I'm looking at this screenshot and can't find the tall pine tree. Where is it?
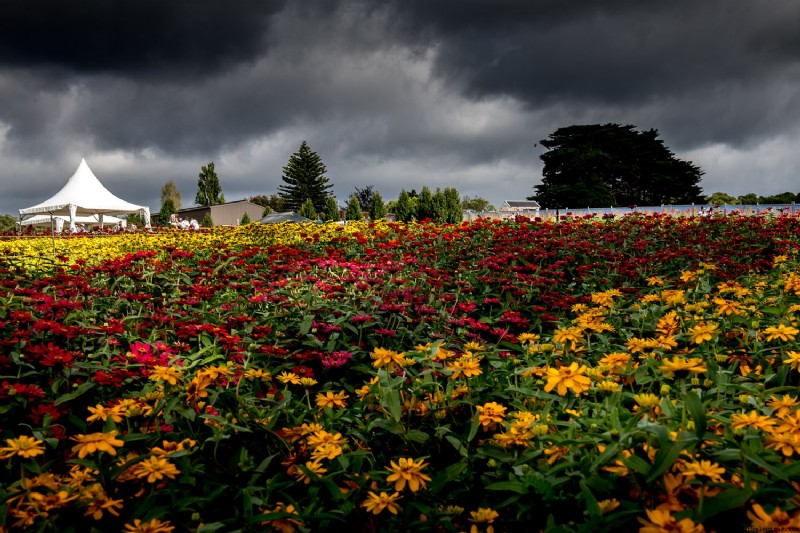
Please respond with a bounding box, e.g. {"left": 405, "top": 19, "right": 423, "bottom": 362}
{"left": 195, "top": 162, "right": 225, "bottom": 206}
{"left": 278, "top": 141, "right": 334, "bottom": 212}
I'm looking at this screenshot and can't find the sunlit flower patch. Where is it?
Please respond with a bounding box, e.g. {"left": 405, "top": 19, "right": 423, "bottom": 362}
{"left": 1, "top": 213, "right": 800, "bottom": 531}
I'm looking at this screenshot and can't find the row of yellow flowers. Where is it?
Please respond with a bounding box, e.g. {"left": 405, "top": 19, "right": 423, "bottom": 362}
{"left": 0, "top": 220, "right": 400, "bottom": 271}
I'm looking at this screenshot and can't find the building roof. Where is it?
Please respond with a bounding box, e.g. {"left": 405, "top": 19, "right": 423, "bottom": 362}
{"left": 504, "top": 200, "right": 541, "bottom": 209}
{"left": 175, "top": 199, "right": 260, "bottom": 213}
{"left": 259, "top": 211, "right": 313, "bottom": 224}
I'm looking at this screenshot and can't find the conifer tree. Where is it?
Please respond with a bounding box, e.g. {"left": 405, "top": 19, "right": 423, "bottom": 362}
{"left": 345, "top": 194, "right": 363, "bottom": 221}
{"left": 298, "top": 198, "right": 318, "bottom": 220}
{"left": 195, "top": 162, "right": 224, "bottom": 206}
{"left": 158, "top": 197, "right": 177, "bottom": 226}
{"left": 322, "top": 196, "right": 340, "bottom": 222}
{"left": 416, "top": 186, "right": 436, "bottom": 221}
{"left": 394, "top": 190, "right": 415, "bottom": 222}
{"left": 440, "top": 187, "right": 462, "bottom": 223}
{"left": 369, "top": 192, "right": 387, "bottom": 220}
{"left": 278, "top": 141, "right": 334, "bottom": 212}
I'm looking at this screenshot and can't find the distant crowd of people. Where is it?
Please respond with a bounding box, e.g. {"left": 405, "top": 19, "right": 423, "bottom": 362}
{"left": 169, "top": 214, "right": 199, "bottom": 230}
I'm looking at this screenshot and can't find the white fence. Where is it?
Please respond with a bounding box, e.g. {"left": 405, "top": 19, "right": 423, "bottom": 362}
{"left": 464, "top": 203, "right": 798, "bottom": 221}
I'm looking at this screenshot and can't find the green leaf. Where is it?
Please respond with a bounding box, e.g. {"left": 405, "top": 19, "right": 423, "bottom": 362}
{"left": 405, "top": 429, "right": 429, "bottom": 444}
{"left": 698, "top": 488, "right": 752, "bottom": 520}
{"left": 55, "top": 381, "right": 96, "bottom": 405}
{"left": 466, "top": 411, "right": 481, "bottom": 442}
{"left": 646, "top": 442, "right": 684, "bottom": 483}
{"left": 580, "top": 480, "right": 601, "bottom": 518}
{"left": 742, "top": 449, "right": 789, "bottom": 482}
{"left": 299, "top": 314, "right": 314, "bottom": 336}
{"left": 429, "top": 460, "right": 468, "bottom": 493}
{"left": 445, "top": 435, "right": 468, "bottom": 457}
{"left": 486, "top": 480, "right": 528, "bottom": 494}
{"left": 684, "top": 391, "right": 706, "bottom": 440}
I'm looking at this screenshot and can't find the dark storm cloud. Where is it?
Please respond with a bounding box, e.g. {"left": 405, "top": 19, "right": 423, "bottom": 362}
{"left": 386, "top": 0, "right": 800, "bottom": 147}
{"left": 0, "top": 0, "right": 284, "bottom": 77}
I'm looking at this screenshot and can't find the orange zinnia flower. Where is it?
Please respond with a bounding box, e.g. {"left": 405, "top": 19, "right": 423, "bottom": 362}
{"left": 543, "top": 362, "right": 591, "bottom": 396}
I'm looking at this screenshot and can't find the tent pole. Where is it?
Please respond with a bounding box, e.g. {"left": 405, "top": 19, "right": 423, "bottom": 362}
{"left": 50, "top": 212, "right": 56, "bottom": 255}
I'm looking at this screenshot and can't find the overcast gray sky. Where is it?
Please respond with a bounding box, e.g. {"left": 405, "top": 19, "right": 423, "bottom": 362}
{"left": 2, "top": 0, "right": 799, "bottom": 215}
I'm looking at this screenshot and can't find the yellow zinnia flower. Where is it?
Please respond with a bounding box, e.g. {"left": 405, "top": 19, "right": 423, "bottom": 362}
{"left": 747, "top": 503, "right": 800, "bottom": 528}
{"left": 315, "top": 390, "right": 349, "bottom": 409}
{"left": 292, "top": 460, "right": 327, "bottom": 484}
{"left": 122, "top": 518, "right": 175, "bottom": 533}
{"left": 638, "top": 508, "right": 704, "bottom": 533}
{"left": 730, "top": 411, "right": 777, "bottom": 432}
{"left": 658, "top": 356, "right": 707, "bottom": 379}
{"left": 130, "top": 456, "right": 181, "bottom": 483}
{"left": 764, "top": 324, "right": 799, "bottom": 342}
{"left": 476, "top": 402, "right": 507, "bottom": 428}
{"left": 687, "top": 322, "right": 719, "bottom": 344}
{"left": 681, "top": 459, "right": 725, "bottom": 484}
{"left": 469, "top": 507, "right": 500, "bottom": 532}
{"left": 361, "top": 491, "right": 402, "bottom": 515}
{"left": 71, "top": 431, "right": 125, "bottom": 459}
{"left": 385, "top": 457, "right": 432, "bottom": 492}
{"left": 783, "top": 351, "right": 800, "bottom": 371}
{"left": 148, "top": 365, "right": 184, "bottom": 385}
{"left": 0, "top": 435, "right": 46, "bottom": 460}
{"left": 543, "top": 362, "right": 592, "bottom": 396}
{"left": 86, "top": 403, "right": 124, "bottom": 424}
{"left": 371, "top": 347, "right": 407, "bottom": 369}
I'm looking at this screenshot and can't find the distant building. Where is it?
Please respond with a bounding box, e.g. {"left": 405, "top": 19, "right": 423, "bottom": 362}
{"left": 500, "top": 200, "right": 541, "bottom": 216}
{"left": 174, "top": 200, "right": 265, "bottom": 226}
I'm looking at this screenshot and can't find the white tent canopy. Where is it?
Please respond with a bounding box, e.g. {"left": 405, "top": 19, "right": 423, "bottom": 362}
{"left": 19, "top": 158, "right": 150, "bottom": 232}
{"left": 18, "top": 214, "right": 125, "bottom": 233}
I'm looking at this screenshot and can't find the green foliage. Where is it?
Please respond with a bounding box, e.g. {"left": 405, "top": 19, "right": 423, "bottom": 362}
{"left": 278, "top": 141, "right": 334, "bottom": 212}
{"left": 352, "top": 185, "right": 376, "bottom": 212}
{"left": 369, "top": 191, "right": 387, "bottom": 220}
{"left": 531, "top": 124, "right": 705, "bottom": 208}
{"left": 298, "top": 197, "right": 318, "bottom": 220}
{"left": 0, "top": 214, "right": 17, "bottom": 232}
{"left": 737, "top": 193, "right": 760, "bottom": 204}
{"left": 161, "top": 179, "right": 182, "bottom": 210}
{"left": 439, "top": 187, "right": 462, "bottom": 223}
{"left": 415, "top": 186, "right": 437, "bottom": 220}
{"left": 461, "top": 196, "right": 495, "bottom": 212}
{"left": 394, "top": 189, "right": 415, "bottom": 222}
{"left": 240, "top": 212, "right": 251, "bottom": 225}
{"left": 261, "top": 205, "right": 272, "bottom": 217}
{"left": 759, "top": 191, "right": 799, "bottom": 204}
{"left": 322, "top": 196, "right": 340, "bottom": 222}
{"left": 125, "top": 212, "right": 147, "bottom": 228}
{"left": 345, "top": 194, "right": 363, "bottom": 221}
{"left": 158, "top": 197, "right": 177, "bottom": 226}
{"left": 195, "top": 162, "right": 225, "bottom": 206}
{"left": 201, "top": 212, "right": 214, "bottom": 227}
{"left": 249, "top": 194, "right": 286, "bottom": 213}
{"left": 706, "top": 192, "right": 739, "bottom": 205}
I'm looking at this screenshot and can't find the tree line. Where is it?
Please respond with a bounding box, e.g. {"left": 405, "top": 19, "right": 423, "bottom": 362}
{"left": 153, "top": 140, "right": 493, "bottom": 227}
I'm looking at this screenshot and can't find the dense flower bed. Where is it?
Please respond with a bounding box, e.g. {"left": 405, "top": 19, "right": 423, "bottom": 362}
{"left": 2, "top": 214, "right": 800, "bottom": 532}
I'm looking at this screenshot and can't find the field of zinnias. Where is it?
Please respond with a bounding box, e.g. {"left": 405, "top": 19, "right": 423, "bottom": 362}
{"left": 2, "top": 215, "right": 800, "bottom": 532}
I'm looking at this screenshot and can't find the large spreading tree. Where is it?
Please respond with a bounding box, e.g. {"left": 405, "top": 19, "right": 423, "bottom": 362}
{"left": 278, "top": 141, "right": 334, "bottom": 212}
{"left": 195, "top": 162, "right": 225, "bottom": 206}
{"left": 530, "top": 124, "right": 704, "bottom": 208}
